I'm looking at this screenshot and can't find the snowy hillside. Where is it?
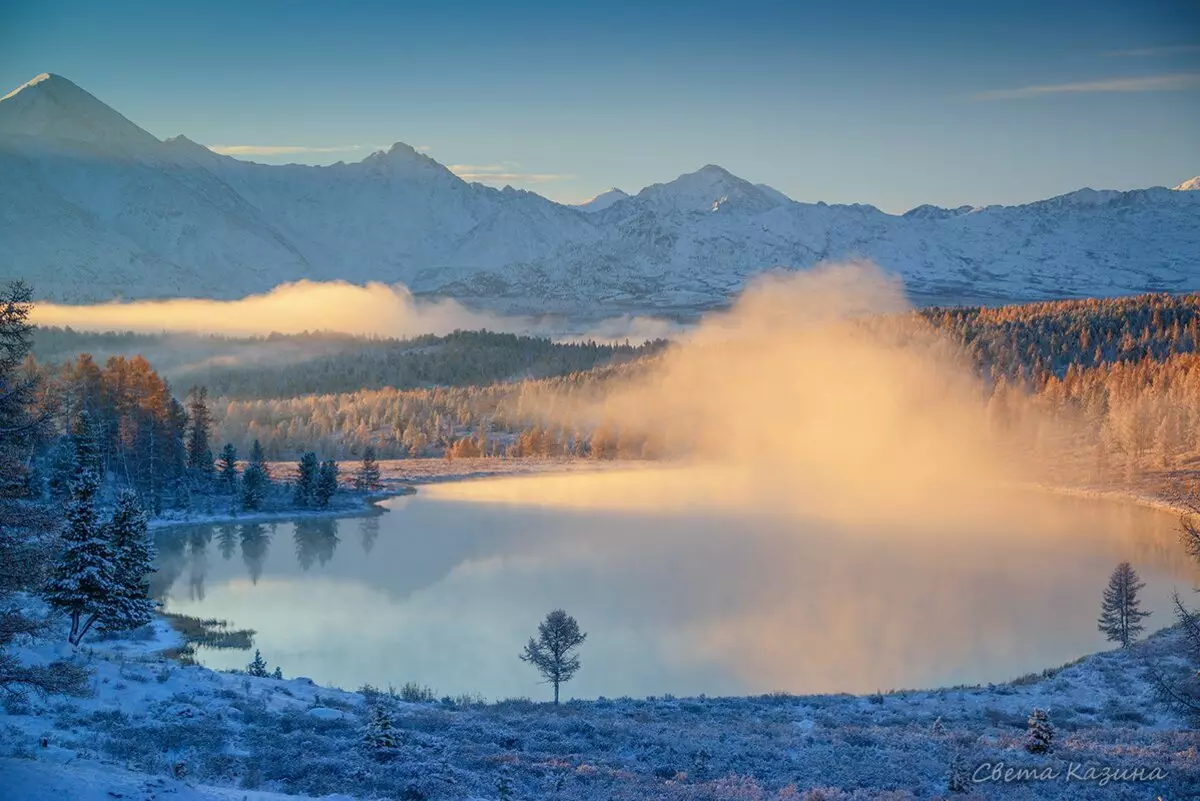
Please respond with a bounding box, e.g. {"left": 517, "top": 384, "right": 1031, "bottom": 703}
{"left": 2, "top": 73, "right": 1198, "bottom": 314}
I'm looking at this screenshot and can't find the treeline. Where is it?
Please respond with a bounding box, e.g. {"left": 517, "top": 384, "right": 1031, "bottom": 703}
{"left": 920, "top": 293, "right": 1200, "bottom": 383}
{"left": 32, "top": 327, "right": 667, "bottom": 400}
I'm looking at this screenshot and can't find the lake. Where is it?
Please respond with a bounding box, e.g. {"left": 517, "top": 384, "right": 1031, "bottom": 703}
{"left": 152, "top": 468, "right": 1200, "bottom": 701}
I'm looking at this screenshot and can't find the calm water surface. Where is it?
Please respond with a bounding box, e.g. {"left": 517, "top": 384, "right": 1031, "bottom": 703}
{"left": 153, "top": 473, "right": 1199, "bottom": 700}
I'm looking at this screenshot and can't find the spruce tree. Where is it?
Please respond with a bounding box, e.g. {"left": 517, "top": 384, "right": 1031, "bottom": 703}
{"left": 241, "top": 462, "right": 268, "bottom": 511}
{"left": 217, "top": 443, "right": 238, "bottom": 494}
{"left": 185, "top": 386, "right": 215, "bottom": 481}
{"left": 247, "top": 649, "right": 268, "bottom": 677}
{"left": 314, "top": 459, "right": 339, "bottom": 508}
{"left": 362, "top": 703, "right": 398, "bottom": 761}
{"left": 1024, "top": 708, "right": 1054, "bottom": 754}
{"left": 293, "top": 452, "right": 318, "bottom": 507}
{"left": 354, "top": 446, "right": 382, "bottom": 493}
{"left": 46, "top": 416, "right": 116, "bottom": 645}
{"left": 249, "top": 439, "right": 270, "bottom": 480}
{"left": 1098, "top": 562, "right": 1151, "bottom": 648}
{"left": 99, "top": 489, "right": 156, "bottom": 634}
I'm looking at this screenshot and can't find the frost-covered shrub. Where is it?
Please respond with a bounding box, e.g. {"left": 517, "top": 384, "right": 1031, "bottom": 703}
{"left": 1024, "top": 707, "right": 1054, "bottom": 754}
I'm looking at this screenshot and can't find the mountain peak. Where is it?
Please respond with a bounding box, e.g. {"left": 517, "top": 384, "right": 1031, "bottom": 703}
{"left": 636, "top": 164, "right": 785, "bottom": 214}
{"left": 1, "top": 72, "right": 57, "bottom": 102}
{"left": 1174, "top": 176, "right": 1200, "bottom": 191}
{"left": 0, "top": 72, "right": 157, "bottom": 149}
{"left": 575, "top": 187, "right": 630, "bottom": 213}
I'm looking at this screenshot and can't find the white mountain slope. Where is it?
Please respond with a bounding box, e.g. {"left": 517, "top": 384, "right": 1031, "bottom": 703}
{"left": 2, "top": 73, "right": 1197, "bottom": 313}
{"left": 575, "top": 188, "right": 630, "bottom": 213}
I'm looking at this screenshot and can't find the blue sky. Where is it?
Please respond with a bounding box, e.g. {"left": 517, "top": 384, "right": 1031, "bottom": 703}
{"left": 2, "top": 0, "right": 1197, "bottom": 212}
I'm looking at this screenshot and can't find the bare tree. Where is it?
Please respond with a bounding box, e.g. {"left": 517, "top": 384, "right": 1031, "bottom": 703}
{"left": 519, "top": 608, "right": 586, "bottom": 704}
{"left": 1097, "top": 562, "right": 1150, "bottom": 648}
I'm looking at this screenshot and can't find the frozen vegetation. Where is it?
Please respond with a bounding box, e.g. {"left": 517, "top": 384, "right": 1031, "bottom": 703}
{"left": 2, "top": 614, "right": 1198, "bottom": 800}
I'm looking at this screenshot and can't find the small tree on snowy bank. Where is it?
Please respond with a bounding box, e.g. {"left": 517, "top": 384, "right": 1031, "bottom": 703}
{"left": 293, "top": 452, "right": 318, "bottom": 507}
{"left": 217, "top": 443, "right": 238, "bottom": 494}
{"left": 363, "top": 702, "right": 399, "bottom": 761}
{"left": 520, "top": 608, "right": 586, "bottom": 704}
{"left": 247, "top": 649, "right": 268, "bottom": 677}
{"left": 354, "top": 446, "right": 381, "bottom": 493}
{"left": 1098, "top": 561, "right": 1150, "bottom": 648}
{"left": 314, "top": 459, "right": 339, "bottom": 508}
{"left": 1024, "top": 708, "right": 1054, "bottom": 754}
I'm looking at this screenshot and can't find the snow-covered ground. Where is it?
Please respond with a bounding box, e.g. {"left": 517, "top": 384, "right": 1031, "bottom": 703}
{"left": 2, "top": 608, "right": 1197, "bottom": 800}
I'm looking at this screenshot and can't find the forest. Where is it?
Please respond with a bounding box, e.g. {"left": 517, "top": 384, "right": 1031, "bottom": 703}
{"left": 22, "top": 292, "right": 1200, "bottom": 496}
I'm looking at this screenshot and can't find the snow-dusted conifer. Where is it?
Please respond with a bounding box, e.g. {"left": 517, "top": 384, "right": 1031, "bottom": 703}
{"left": 1098, "top": 561, "right": 1151, "bottom": 648}
{"left": 354, "top": 446, "right": 381, "bottom": 492}
{"left": 314, "top": 459, "right": 338, "bottom": 508}
{"left": 947, "top": 750, "right": 970, "bottom": 793}
{"left": 293, "top": 452, "right": 318, "bottom": 507}
{"left": 1024, "top": 708, "right": 1054, "bottom": 754}
{"left": 249, "top": 439, "right": 270, "bottom": 480}
{"left": 185, "top": 386, "right": 215, "bottom": 481}
{"left": 99, "top": 489, "right": 156, "bottom": 634}
{"left": 247, "top": 649, "right": 268, "bottom": 677}
{"left": 362, "top": 702, "right": 398, "bottom": 761}
{"left": 46, "top": 413, "right": 116, "bottom": 645}
{"left": 217, "top": 443, "right": 238, "bottom": 493}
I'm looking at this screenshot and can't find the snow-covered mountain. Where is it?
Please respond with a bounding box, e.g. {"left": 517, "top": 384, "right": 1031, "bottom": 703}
{"left": 2, "top": 73, "right": 1198, "bottom": 314}
{"left": 575, "top": 188, "right": 629, "bottom": 213}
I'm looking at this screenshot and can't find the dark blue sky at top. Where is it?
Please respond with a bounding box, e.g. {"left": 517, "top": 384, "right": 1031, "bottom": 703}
{"left": 2, "top": 0, "right": 1197, "bottom": 211}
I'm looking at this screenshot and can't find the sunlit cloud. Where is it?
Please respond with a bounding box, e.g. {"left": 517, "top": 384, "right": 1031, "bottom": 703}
{"left": 973, "top": 72, "right": 1200, "bottom": 100}
{"left": 207, "top": 144, "right": 368, "bottom": 156}
{"left": 1105, "top": 44, "right": 1200, "bottom": 58}
{"left": 448, "top": 162, "right": 573, "bottom": 184}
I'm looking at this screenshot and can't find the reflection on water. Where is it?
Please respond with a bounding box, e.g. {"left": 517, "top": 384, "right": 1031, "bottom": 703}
{"left": 153, "top": 476, "right": 1200, "bottom": 700}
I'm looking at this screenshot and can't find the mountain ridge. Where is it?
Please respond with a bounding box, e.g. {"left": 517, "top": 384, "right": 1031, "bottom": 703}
{"left": 1, "top": 73, "right": 1197, "bottom": 314}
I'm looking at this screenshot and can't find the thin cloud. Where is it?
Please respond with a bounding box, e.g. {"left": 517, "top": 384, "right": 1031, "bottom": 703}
{"left": 207, "top": 144, "right": 367, "bottom": 156}
{"left": 974, "top": 72, "right": 1200, "bottom": 100}
{"left": 1106, "top": 44, "right": 1200, "bottom": 58}
{"left": 448, "top": 162, "right": 573, "bottom": 184}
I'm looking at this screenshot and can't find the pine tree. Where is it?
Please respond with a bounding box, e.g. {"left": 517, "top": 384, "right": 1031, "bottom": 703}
{"left": 247, "top": 649, "right": 268, "bottom": 677}
{"left": 947, "top": 750, "right": 970, "bottom": 793}
{"left": 362, "top": 703, "right": 398, "bottom": 761}
{"left": 185, "top": 386, "right": 215, "bottom": 481}
{"left": 249, "top": 439, "right": 270, "bottom": 480}
{"left": 98, "top": 489, "right": 156, "bottom": 634}
{"left": 354, "top": 446, "right": 381, "bottom": 492}
{"left": 46, "top": 417, "right": 116, "bottom": 645}
{"left": 0, "top": 281, "right": 89, "bottom": 698}
{"left": 217, "top": 443, "right": 238, "bottom": 494}
{"left": 314, "top": 459, "right": 339, "bottom": 508}
{"left": 1098, "top": 562, "right": 1151, "bottom": 648}
{"left": 519, "top": 608, "right": 586, "bottom": 704}
{"left": 293, "top": 452, "right": 318, "bottom": 508}
{"left": 1024, "top": 708, "right": 1054, "bottom": 754}
{"left": 241, "top": 463, "right": 268, "bottom": 511}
